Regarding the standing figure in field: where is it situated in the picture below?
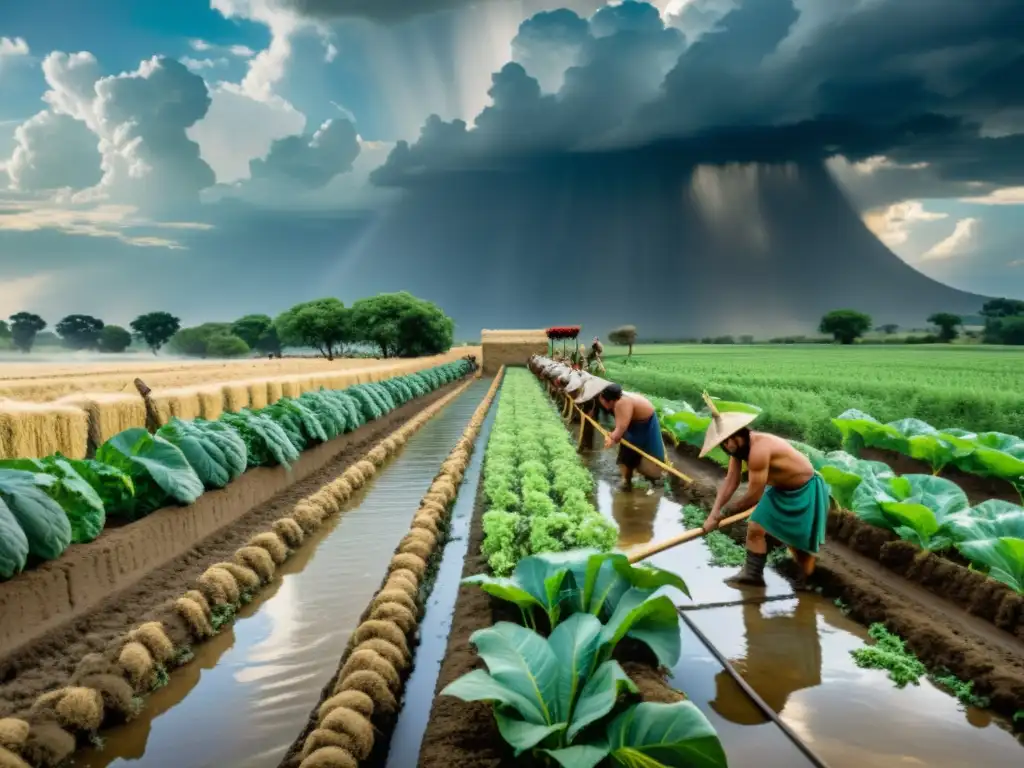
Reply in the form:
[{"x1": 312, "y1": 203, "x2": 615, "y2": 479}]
[
  {"x1": 588, "y1": 336, "x2": 606, "y2": 374},
  {"x1": 597, "y1": 383, "x2": 665, "y2": 493},
  {"x1": 699, "y1": 393, "x2": 828, "y2": 587}
]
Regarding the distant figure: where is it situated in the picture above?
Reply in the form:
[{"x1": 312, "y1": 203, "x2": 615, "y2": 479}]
[
  {"x1": 588, "y1": 336, "x2": 605, "y2": 373},
  {"x1": 699, "y1": 393, "x2": 828, "y2": 587},
  {"x1": 597, "y1": 383, "x2": 665, "y2": 493}
]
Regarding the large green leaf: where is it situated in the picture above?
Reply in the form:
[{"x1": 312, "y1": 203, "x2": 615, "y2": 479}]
[
  {"x1": 854, "y1": 474, "x2": 968, "y2": 550},
  {"x1": 957, "y1": 537, "x2": 1024, "y2": 594},
  {"x1": 832, "y1": 409, "x2": 898, "y2": 452},
  {"x1": 662, "y1": 412, "x2": 709, "y2": 449},
  {"x1": 464, "y1": 554, "x2": 575, "y2": 627},
  {"x1": 0, "y1": 497, "x2": 30, "y2": 578},
  {"x1": 68, "y1": 458, "x2": 134, "y2": 518},
  {"x1": 948, "y1": 500, "x2": 1024, "y2": 543},
  {"x1": 443, "y1": 622, "x2": 560, "y2": 726},
  {"x1": 543, "y1": 744, "x2": 609, "y2": 768},
  {"x1": 607, "y1": 701, "x2": 728, "y2": 767},
  {"x1": 157, "y1": 418, "x2": 232, "y2": 489},
  {"x1": 0, "y1": 456, "x2": 105, "y2": 543},
  {"x1": 963, "y1": 432, "x2": 1024, "y2": 484},
  {"x1": 599, "y1": 589, "x2": 682, "y2": 668},
  {"x1": 817, "y1": 451, "x2": 893, "y2": 510},
  {"x1": 889, "y1": 419, "x2": 971, "y2": 472},
  {"x1": 96, "y1": 428, "x2": 204, "y2": 517},
  {"x1": 0, "y1": 469, "x2": 71, "y2": 561}
]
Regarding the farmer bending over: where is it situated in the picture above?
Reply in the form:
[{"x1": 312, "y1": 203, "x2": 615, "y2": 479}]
[
  {"x1": 597, "y1": 383, "x2": 665, "y2": 493},
  {"x1": 700, "y1": 393, "x2": 828, "y2": 587}
]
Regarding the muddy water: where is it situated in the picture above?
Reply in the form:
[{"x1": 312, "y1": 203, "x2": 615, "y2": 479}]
[
  {"x1": 73, "y1": 380, "x2": 492, "y2": 768},
  {"x1": 385, "y1": 389, "x2": 499, "y2": 768},
  {"x1": 583, "y1": 449, "x2": 1023, "y2": 767}
]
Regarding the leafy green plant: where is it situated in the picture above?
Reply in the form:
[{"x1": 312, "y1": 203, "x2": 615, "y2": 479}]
[
  {"x1": 95, "y1": 428, "x2": 205, "y2": 519},
  {"x1": 956, "y1": 537, "x2": 1024, "y2": 593},
  {"x1": 851, "y1": 474, "x2": 969, "y2": 551},
  {"x1": 441, "y1": 617, "x2": 726, "y2": 767},
  {"x1": 157, "y1": 418, "x2": 247, "y2": 490},
  {"x1": 0, "y1": 469, "x2": 72, "y2": 561},
  {"x1": 0, "y1": 455, "x2": 106, "y2": 542}
]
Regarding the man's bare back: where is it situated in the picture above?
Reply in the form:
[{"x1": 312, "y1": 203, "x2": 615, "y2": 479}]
[
  {"x1": 745, "y1": 432, "x2": 814, "y2": 491},
  {"x1": 613, "y1": 392, "x2": 655, "y2": 425}
]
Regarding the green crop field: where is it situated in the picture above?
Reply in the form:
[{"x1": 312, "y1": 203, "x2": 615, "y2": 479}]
[{"x1": 602, "y1": 344, "x2": 1024, "y2": 448}]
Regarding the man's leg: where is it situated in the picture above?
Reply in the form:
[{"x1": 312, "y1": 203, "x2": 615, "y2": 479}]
[
  {"x1": 725, "y1": 521, "x2": 768, "y2": 587},
  {"x1": 618, "y1": 463, "x2": 633, "y2": 490},
  {"x1": 789, "y1": 547, "x2": 817, "y2": 577}
]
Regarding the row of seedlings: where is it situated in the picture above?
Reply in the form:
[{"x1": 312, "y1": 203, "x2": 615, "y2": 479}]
[
  {"x1": 0, "y1": 378, "x2": 477, "y2": 768},
  {"x1": 294, "y1": 369, "x2": 505, "y2": 768}
]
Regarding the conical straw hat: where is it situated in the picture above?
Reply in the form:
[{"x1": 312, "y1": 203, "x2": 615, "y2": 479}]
[{"x1": 699, "y1": 391, "x2": 758, "y2": 458}]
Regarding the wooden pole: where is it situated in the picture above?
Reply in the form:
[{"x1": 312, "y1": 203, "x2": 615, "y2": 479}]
[
  {"x1": 627, "y1": 510, "x2": 753, "y2": 563},
  {"x1": 133, "y1": 378, "x2": 163, "y2": 434}
]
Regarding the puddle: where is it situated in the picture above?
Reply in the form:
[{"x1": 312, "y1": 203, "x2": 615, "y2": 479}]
[
  {"x1": 73, "y1": 380, "x2": 493, "y2": 768},
  {"x1": 385, "y1": 386, "x2": 500, "y2": 768},
  {"x1": 682, "y1": 600, "x2": 1023, "y2": 767},
  {"x1": 581, "y1": 445, "x2": 1023, "y2": 767}
]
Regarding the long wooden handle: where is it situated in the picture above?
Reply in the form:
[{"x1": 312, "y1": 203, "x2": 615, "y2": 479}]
[{"x1": 626, "y1": 510, "x2": 754, "y2": 563}]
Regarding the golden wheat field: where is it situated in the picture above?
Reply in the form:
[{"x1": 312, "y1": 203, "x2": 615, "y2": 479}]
[{"x1": 0, "y1": 349, "x2": 480, "y2": 459}]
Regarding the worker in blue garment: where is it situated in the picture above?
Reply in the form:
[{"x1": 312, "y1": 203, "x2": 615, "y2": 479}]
[
  {"x1": 698, "y1": 393, "x2": 828, "y2": 587},
  {"x1": 597, "y1": 383, "x2": 666, "y2": 493}
]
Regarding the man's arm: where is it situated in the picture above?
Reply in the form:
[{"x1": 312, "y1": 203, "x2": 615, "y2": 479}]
[
  {"x1": 607, "y1": 399, "x2": 633, "y2": 443},
  {"x1": 703, "y1": 456, "x2": 742, "y2": 532},
  {"x1": 721, "y1": 444, "x2": 769, "y2": 517}
]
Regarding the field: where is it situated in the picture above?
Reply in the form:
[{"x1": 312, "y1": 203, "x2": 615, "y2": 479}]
[
  {"x1": 602, "y1": 344, "x2": 1024, "y2": 447},
  {"x1": 1, "y1": 340, "x2": 1023, "y2": 768}
]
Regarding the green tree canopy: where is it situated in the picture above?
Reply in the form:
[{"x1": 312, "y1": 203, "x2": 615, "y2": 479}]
[
  {"x1": 206, "y1": 333, "x2": 251, "y2": 358},
  {"x1": 927, "y1": 312, "x2": 962, "y2": 342},
  {"x1": 232, "y1": 314, "x2": 281, "y2": 355},
  {"x1": 56, "y1": 314, "x2": 105, "y2": 350},
  {"x1": 130, "y1": 312, "x2": 181, "y2": 355},
  {"x1": 350, "y1": 292, "x2": 454, "y2": 357},
  {"x1": 9, "y1": 312, "x2": 47, "y2": 353},
  {"x1": 275, "y1": 298, "x2": 352, "y2": 360},
  {"x1": 98, "y1": 325, "x2": 132, "y2": 353},
  {"x1": 819, "y1": 309, "x2": 872, "y2": 345},
  {"x1": 980, "y1": 298, "x2": 1024, "y2": 318},
  {"x1": 608, "y1": 325, "x2": 637, "y2": 356},
  {"x1": 170, "y1": 323, "x2": 238, "y2": 357}
]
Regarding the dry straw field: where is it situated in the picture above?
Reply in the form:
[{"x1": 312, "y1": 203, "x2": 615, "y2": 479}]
[{"x1": 0, "y1": 350, "x2": 480, "y2": 460}]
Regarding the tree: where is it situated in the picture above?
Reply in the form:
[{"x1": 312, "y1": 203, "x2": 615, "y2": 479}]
[
  {"x1": 0, "y1": 321, "x2": 9, "y2": 349},
  {"x1": 169, "y1": 323, "x2": 239, "y2": 357},
  {"x1": 980, "y1": 298, "x2": 1024, "y2": 318},
  {"x1": 206, "y1": 333, "x2": 250, "y2": 358},
  {"x1": 9, "y1": 312, "x2": 47, "y2": 353},
  {"x1": 98, "y1": 325, "x2": 132, "y2": 353},
  {"x1": 55, "y1": 314, "x2": 105, "y2": 350},
  {"x1": 927, "y1": 312, "x2": 962, "y2": 342},
  {"x1": 876, "y1": 324, "x2": 899, "y2": 335},
  {"x1": 131, "y1": 312, "x2": 181, "y2": 355},
  {"x1": 608, "y1": 325, "x2": 638, "y2": 357},
  {"x1": 232, "y1": 314, "x2": 281, "y2": 356},
  {"x1": 349, "y1": 292, "x2": 454, "y2": 358},
  {"x1": 275, "y1": 298, "x2": 352, "y2": 360},
  {"x1": 819, "y1": 309, "x2": 871, "y2": 345}
]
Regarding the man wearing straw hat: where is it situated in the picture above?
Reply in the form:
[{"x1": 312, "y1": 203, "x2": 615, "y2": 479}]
[
  {"x1": 597, "y1": 383, "x2": 666, "y2": 493},
  {"x1": 699, "y1": 392, "x2": 829, "y2": 587}
]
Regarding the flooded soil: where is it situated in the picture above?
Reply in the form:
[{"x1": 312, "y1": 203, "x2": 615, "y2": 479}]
[
  {"x1": 0, "y1": 381, "x2": 464, "y2": 719},
  {"x1": 383, "y1": 393, "x2": 499, "y2": 768},
  {"x1": 581, "y1": 445, "x2": 1024, "y2": 765},
  {"x1": 69, "y1": 380, "x2": 491, "y2": 768}
]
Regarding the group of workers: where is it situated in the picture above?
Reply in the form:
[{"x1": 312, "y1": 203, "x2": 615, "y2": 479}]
[{"x1": 532, "y1": 354, "x2": 827, "y2": 587}]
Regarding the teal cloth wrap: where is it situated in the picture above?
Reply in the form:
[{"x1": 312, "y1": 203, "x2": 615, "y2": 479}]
[{"x1": 750, "y1": 473, "x2": 829, "y2": 554}]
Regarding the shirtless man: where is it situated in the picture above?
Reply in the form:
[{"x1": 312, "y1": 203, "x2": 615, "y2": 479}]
[
  {"x1": 699, "y1": 396, "x2": 829, "y2": 587},
  {"x1": 597, "y1": 383, "x2": 666, "y2": 493}
]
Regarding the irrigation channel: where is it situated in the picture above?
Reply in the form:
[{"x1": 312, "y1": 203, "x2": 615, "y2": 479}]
[
  {"x1": 583, "y1": 444, "x2": 1023, "y2": 767},
  {"x1": 71, "y1": 378, "x2": 494, "y2": 768}
]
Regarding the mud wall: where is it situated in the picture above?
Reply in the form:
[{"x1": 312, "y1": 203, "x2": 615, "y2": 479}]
[
  {"x1": 0, "y1": 348, "x2": 480, "y2": 459},
  {"x1": 481, "y1": 330, "x2": 546, "y2": 375},
  {"x1": 0, "y1": 379, "x2": 471, "y2": 656}
]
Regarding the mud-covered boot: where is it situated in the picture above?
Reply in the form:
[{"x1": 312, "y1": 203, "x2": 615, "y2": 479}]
[{"x1": 724, "y1": 551, "x2": 767, "y2": 587}]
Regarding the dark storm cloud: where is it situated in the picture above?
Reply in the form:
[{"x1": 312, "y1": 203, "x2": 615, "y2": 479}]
[
  {"x1": 278, "y1": 0, "x2": 605, "y2": 23},
  {"x1": 249, "y1": 117, "x2": 361, "y2": 189},
  {"x1": 372, "y1": 0, "x2": 1024, "y2": 187}
]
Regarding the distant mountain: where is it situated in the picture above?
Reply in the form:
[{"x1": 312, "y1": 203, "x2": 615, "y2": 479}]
[{"x1": 347, "y1": 153, "x2": 987, "y2": 338}]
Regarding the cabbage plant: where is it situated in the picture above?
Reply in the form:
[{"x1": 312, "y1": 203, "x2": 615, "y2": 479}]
[
  {"x1": 851, "y1": 474, "x2": 969, "y2": 551},
  {"x1": 441, "y1": 617, "x2": 726, "y2": 767}
]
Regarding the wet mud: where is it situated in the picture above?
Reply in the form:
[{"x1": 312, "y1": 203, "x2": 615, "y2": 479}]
[{"x1": 0, "y1": 382, "x2": 463, "y2": 720}]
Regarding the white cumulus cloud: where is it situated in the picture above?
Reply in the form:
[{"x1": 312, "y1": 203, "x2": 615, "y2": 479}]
[{"x1": 921, "y1": 217, "x2": 979, "y2": 261}]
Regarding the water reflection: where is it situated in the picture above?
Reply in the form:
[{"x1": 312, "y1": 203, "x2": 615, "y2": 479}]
[
  {"x1": 708, "y1": 600, "x2": 822, "y2": 726},
  {"x1": 609, "y1": 486, "x2": 659, "y2": 547}
]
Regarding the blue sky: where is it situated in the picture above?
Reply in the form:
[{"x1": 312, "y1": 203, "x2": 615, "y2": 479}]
[{"x1": 0, "y1": 0, "x2": 1021, "y2": 335}]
